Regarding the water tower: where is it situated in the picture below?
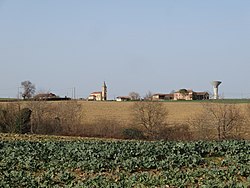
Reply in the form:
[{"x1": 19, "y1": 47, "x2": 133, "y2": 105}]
[{"x1": 211, "y1": 81, "x2": 222, "y2": 99}]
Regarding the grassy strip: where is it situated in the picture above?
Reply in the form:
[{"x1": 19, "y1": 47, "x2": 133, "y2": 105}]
[{"x1": 0, "y1": 133, "x2": 123, "y2": 142}]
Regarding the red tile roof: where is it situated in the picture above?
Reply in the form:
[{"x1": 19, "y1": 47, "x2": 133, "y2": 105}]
[{"x1": 90, "y1": 92, "x2": 102, "y2": 95}]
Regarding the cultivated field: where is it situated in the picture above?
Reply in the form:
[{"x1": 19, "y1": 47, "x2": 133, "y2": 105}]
[{"x1": 0, "y1": 134, "x2": 249, "y2": 187}]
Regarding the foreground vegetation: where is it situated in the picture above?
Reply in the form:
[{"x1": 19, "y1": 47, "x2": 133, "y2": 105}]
[{"x1": 0, "y1": 134, "x2": 249, "y2": 187}]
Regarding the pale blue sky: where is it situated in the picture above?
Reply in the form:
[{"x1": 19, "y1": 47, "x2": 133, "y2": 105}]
[{"x1": 0, "y1": 0, "x2": 250, "y2": 99}]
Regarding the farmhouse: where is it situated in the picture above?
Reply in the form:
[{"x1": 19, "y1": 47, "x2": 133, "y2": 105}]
[
  {"x1": 174, "y1": 89, "x2": 209, "y2": 100},
  {"x1": 152, "y1": 94, "x2": 174, "y2": 101},
  {"x1": 152, "y1": 90, "x2": 209, "y2": 101},
  {"x1": 88, "y1": 82, "x2": 107, "y2": 101}
]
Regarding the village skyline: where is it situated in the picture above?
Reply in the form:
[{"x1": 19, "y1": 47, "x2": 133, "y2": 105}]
[
  {"x1": 0, "y1": 79, "x2": 222, "y2": 100},
  {"x1": 0, "y1": 1, "x2": 250, "y2": 99},
  {"x1": 0, "y1": 79, "x2": 225, "y2": 101}
]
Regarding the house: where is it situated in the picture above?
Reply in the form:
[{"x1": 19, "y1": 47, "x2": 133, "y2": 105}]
[
  {"x1": 152, "y1": 93, "x2": 174, "y2": 101},
  {"x1": 174, "y1": 89, "x2": 209, "y2": 100},
  {"x1": 151, "y1": 89, "x2": 209, "y2": 101},
  {"x1": 174, "y1": 89, "x2": 194, "y2": 100},
  {"x1": 87, "y1": 82, "x2": 107, "y2": 101},
  {"x1": 116, "y1": 96, "x2": 131, "y2": 102}
]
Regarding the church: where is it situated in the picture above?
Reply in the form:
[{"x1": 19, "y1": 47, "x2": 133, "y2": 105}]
[{"x1": 87, "y1": 82, "x2": 107, "y2": 101}]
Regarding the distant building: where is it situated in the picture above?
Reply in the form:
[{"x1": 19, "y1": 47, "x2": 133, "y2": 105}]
[
  {"x1": 33, "y1": 93, "x2": 71, "y2": 101},
  {"x1": 116, "y1": 96, "x2": 131, "y2": 102},
  {"x1": 152, "y1": 94, "x2": 174, "y2": 101},
  {"x1": 88, "y1": 82, "x2": 107, "y2": 101},
  {"x1": 102, "y1": 81, "x2": 107, "y2": 101},
  {"x1": 88, "y1": 92, "x2": 102, "y2": 101},
  {"x1": 151, "y1": 89, "x2": 209, "y2": 101},
  {"x1": 33, "y1": 93, "x2": 58, "y2": 100},
  {"x1": 174, "y1": 89, "x2": 209, "y2": 100},
  {"x1": 194, "y1": 92, "x2": 210, "y2": 100}
]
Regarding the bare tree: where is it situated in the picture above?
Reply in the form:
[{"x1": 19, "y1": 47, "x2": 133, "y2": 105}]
[
  {"x1": 54, "y1": 101, "x2": 83, "y2": 134},
  {"x1": 144, "y1": 91, "x2": 153, "y2": 101},
  {"x1": 0, "y1": 102, "x2": 32, "y2": 134},
  {"x1": 199, "y1": 103, "x2": 244, "y2": 140},
  {"x1": 21, "y1": 80, "x2": 36, "y2": 99},
  {"x1": 0, "y1": 103, "x2": 20, "y2": 133},
  {"x1": 27, "y1": 100, "x2": 83, "y2": 135},
  {"x1": 132, "y1": 101, "x2": 168, "y2": 139},
  {"x1": 242, "y1": 104, "x2": 250, "y2": 139},
  {"x1": 187, "y1": 110, "x2": 215, "y2": 140},
  {"x1": 129, "y1": 92, "x2": 140, "y2": 101}
]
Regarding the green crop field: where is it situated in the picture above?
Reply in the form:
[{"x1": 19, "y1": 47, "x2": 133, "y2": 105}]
[{"x1": 0, "y1": 134, "x2": 249, "y2": 187}]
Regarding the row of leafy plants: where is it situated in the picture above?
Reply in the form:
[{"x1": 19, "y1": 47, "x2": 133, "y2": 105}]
[{"x1": 0, "y1": 138, "x2": 249, "y2": 187}]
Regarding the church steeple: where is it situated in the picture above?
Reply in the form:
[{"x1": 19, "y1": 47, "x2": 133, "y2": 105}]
[{"x1": 102, "y1": 81, "x2": 107, "y2": 101}]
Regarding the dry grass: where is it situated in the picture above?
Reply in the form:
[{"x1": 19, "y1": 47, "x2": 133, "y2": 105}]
[
  {"x1": 1, "y1": 101, "x2": 250, "y2": 140},
  {"x1": 80, "y1": 101, "x2": 203, "y2": 125},
  {"x1": 78, "y1": 101, "x2": 250, "y2": 139},
  {"x1": 0, "y1": 101, "x2": 214, "y2": 125}
]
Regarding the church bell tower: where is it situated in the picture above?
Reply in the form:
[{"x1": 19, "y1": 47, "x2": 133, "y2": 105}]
[{"x1": 102, "y1": 81, "x2": 107, "y2": 101}]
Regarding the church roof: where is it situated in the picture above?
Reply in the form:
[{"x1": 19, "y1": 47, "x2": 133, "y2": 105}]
[{"x1": 90, "y1": 91, "x2": 102, "y2": 95}]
